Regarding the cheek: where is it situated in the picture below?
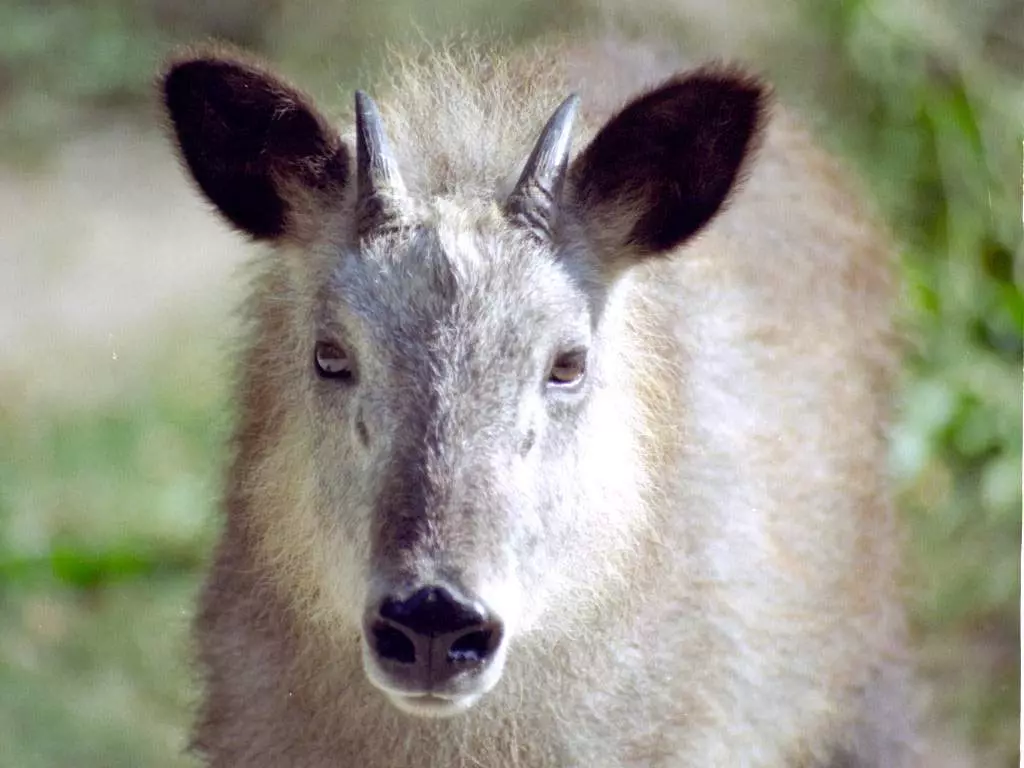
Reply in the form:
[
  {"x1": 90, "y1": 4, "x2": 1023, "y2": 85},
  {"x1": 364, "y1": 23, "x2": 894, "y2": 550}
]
[
  {"x1": 514, "y1": 416, "x2": 618, "y2": 605},
  {"x1": 501, "y1": 448, "x2": 580, "y2": 622},
  {"x1": 308, "y1": 406, "x2": 379, "y2": 622}
]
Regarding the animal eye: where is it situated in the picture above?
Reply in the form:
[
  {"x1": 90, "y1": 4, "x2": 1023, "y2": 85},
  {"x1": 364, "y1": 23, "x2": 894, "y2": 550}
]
[
  {"x1": 548, "y1": 350, "x2": 587, "y2": 388},
  {"x1": 314, "y1": 341, "x2": 353, "y2": 380}
]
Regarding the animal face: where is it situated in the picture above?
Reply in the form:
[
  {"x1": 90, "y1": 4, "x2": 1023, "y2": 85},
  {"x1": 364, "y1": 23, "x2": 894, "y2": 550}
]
[
  {"x1": 309, "y1": 215, "x2": 607, "y2": 715},
  {"x1": 161, "y1": 48, "x2": 765, "y2": 716}
]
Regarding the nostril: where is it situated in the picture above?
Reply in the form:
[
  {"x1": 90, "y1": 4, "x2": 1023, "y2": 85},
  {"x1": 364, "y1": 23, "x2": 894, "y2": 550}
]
[
  {"x1": 373, "y1": 623, "x2": 416, "y2": 664},
  {"x1": 448, "y1": 629, "x2": 494, "y2": 664}
]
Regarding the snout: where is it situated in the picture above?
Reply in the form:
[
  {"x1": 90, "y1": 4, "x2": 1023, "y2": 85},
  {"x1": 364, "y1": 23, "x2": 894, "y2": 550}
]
[{"x1": 363, "y1": 584, "x2": 507, "y2": 716}]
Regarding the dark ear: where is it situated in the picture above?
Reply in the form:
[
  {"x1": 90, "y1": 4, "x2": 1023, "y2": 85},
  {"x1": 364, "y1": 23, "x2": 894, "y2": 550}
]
[
  {"x1": 161, "y1": 51, "x2": 349, "y2": 241},
  {"x1": 568, "y1": 69, "x2": 768, "y2": 258}
]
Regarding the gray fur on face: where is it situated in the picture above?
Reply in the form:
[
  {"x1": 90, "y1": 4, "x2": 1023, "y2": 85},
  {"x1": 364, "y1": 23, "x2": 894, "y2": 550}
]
[{"x1": 308, "y1": 203, "x2": 601, "y2": 631}]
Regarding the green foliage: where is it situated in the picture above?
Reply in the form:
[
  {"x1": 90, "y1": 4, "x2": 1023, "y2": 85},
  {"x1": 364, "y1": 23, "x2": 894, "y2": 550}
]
[
  {"x1": 0, "y1": 326, "x2": 228, "y2": 764},
  {"x1": 0, "y1": 583, "x2": 200, "y2": 767},
  {"x1": 0, "y1": 1, "x2": 159, "y2": 161},
  {"x1": 0, "y1": 346, "x2": 226, "y2": 583}
]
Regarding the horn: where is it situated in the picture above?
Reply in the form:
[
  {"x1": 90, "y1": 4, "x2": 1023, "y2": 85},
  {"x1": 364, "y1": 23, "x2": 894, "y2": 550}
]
[
  {"x1": 505, "y1": 93, "x2": 580, "y2": 240},
  {"x1": 355, "y1": 90, "x2": 408, "y2": 234}
]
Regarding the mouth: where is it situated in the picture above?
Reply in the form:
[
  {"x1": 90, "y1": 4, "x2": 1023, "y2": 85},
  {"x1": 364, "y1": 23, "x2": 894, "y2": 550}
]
[
  {"x1": 385, "y1": 691, "x2": 484, "y2": 718},
  {"x1": 363, "y1": 651, "x2": 505, "y2": 718},
  {"x1": 365, "y1": 659, "x2": 503, "y2": 718}
]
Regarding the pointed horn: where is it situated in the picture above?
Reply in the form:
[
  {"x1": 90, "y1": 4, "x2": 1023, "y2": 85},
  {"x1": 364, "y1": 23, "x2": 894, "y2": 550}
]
[
  {"x1": 505, "y1": 93, "x2": 580, "y2": 240},
  {"x1": 355, "y1": 90, "x2": 407, "y2": 234}
]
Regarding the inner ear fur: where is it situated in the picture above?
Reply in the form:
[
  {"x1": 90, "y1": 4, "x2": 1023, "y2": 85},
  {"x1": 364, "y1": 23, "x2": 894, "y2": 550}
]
[
  {"x1": 568, "y1": 67, "x2": 770, "y2": 259},
  {"x1": 161, "y1": 47, "x2": 349, "y2": 241}
]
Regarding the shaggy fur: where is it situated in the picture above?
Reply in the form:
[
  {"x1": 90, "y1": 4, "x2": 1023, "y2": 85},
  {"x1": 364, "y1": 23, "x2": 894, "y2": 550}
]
[{"x1": 162, "y1": 33, "x2": 920, "y2": 768}]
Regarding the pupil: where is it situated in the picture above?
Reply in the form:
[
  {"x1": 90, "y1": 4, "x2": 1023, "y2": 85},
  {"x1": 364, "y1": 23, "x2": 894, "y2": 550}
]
[
  {"x1": 317, "y1": 344, "x2": 349, "y2": 376},
  {"x1": 552, "y1": 353, "x2": 584, "y2": 384}
]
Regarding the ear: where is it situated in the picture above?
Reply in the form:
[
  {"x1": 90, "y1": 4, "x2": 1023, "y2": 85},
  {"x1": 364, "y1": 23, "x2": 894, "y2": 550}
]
[
  {"x1": 161, "y1": 51, "x2": 349, "y2": 241},
  {"x1": 568, "y1": 68, "x2": 768, "y2": 258}
]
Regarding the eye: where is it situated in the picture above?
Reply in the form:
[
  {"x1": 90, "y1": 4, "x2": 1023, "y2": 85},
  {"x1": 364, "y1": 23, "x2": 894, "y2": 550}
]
[
  {"x1": 314, "y1": 341, "x2": 353, "y2": 380},
  {"x1": 547, "y1": 349, "x2": 587, "y2": 388}
]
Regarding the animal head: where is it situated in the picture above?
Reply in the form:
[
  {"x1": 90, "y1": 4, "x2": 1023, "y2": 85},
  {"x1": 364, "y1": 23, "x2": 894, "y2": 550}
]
[{"x1": 162, "y1": 48, "x2": 767, "y2": 718}]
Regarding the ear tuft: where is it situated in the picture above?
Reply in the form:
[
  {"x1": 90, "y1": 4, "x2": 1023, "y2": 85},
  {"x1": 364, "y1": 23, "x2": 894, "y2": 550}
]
[
  {"x1": 161, "y1": 51, "x2": 349, "y2": 240},
  {"x1": 569, "y1": 68, "x2": 769, "y2": 257}
]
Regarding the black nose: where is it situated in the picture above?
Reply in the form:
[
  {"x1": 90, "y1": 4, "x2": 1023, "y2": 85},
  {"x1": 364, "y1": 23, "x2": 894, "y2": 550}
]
[{"x1": 369, "y1": 586, "x2": 502, "y2": 687}]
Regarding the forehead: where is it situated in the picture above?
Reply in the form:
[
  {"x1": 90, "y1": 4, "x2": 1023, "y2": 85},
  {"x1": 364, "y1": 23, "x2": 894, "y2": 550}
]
[{"x1": 327, "y1": 203, "x2": 585, "y2": 349}]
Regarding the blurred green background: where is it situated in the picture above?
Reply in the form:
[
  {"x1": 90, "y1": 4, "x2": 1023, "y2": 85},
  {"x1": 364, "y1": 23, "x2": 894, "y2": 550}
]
[{"x1": 0, "y1": 0, "x2": 1019, "y2": 765}]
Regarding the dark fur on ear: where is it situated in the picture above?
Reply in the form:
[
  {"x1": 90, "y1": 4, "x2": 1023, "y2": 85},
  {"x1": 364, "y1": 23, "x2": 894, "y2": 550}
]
[
  {"x1": 569, "y1": 67, "x2": 769, "y2": 257},
  {"x1": 161, "y1": 46, "x2": 349, "y2": 241}
]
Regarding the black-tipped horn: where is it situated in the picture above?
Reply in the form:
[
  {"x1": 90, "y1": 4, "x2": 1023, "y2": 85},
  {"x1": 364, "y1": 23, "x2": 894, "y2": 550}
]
[
  {"x1": 505, "y1": 94, "x2": 580, "y2": 240},
  {"x1": 355, "y1": 90, "x2": 407, "y2": 234}
]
